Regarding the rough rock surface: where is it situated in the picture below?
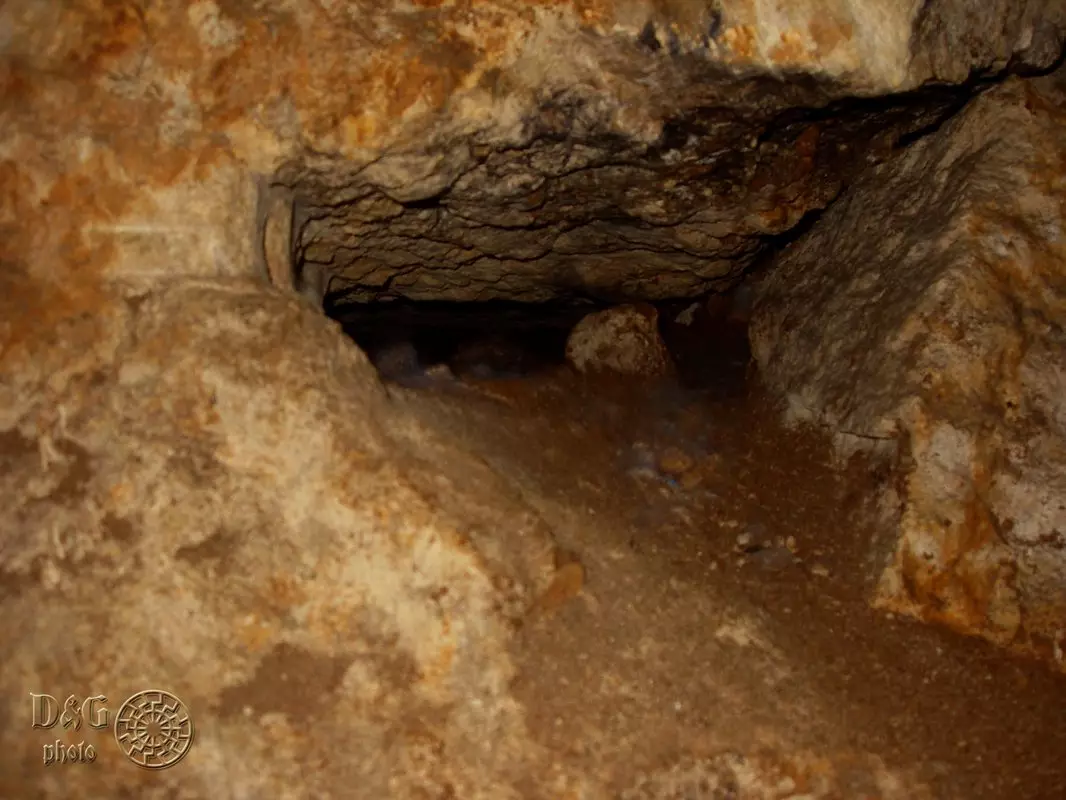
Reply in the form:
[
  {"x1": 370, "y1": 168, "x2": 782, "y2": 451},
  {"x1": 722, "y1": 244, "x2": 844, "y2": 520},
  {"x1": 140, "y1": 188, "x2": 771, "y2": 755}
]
[
  {"x1": 0, "y1": 281, "x2": 953, "y2": 798},
  {"x1": 566, "y1": 304, "x2": 674, "y2": 377},
  {"x1": 2, "y1": 0, "x2": 1066, "y2": 794},
  {"x1": 0, "y1": 282, "x2": 561, "y2": 796},
  {"x1": 750, "y1": 72, "x2": 1066, "y2": 657},
  {"x1": 2, "y1": 0, "x2": 1064, "y2": 308}
]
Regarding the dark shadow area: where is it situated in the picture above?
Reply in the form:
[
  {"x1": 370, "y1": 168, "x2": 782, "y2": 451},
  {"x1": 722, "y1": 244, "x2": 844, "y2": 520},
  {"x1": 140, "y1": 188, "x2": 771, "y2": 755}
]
[
  {"x1": 326, "y1": 298, "x2": 597, "y2": 382},
  {"x1": 658, "y1": 284, "x2": 754, "y2": 397},
  {"x1": 326, "y1": 283, "x2": 760, "y2": 399}
]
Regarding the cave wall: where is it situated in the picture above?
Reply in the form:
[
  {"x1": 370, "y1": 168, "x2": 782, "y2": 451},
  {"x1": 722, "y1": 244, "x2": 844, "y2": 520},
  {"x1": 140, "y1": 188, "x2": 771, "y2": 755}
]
[
  {"x1": 2, "y1": 0, "x2": 1065, "y2": 316},
  {"x1": 751, "y1": 69, "x2": 1066, "y2": 657},
  {"x1": 1, "y1": 1, "x2": 1066, "y2": 795}
]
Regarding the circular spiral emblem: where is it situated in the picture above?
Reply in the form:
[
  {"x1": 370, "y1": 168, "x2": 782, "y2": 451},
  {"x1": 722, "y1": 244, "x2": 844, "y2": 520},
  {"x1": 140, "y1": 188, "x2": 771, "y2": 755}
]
[{"x1": 113, "y1": 690, "x2": 194, "y2": 769}]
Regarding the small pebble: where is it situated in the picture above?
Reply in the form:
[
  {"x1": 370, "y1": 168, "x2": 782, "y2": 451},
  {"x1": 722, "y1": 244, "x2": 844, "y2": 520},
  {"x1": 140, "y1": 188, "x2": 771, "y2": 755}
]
[
  {"x1": 658, "y1": 447, "x2": 694, "y2": 477},
  {"x1": 810, "y1": 563, "x2": 830, "y2": 578},
  {"x1": 423, "y1": 363, "x2": 455, "y2": 381},
  {"x1": 736, "y1": 532, "x2": 753, "y2": 548}
]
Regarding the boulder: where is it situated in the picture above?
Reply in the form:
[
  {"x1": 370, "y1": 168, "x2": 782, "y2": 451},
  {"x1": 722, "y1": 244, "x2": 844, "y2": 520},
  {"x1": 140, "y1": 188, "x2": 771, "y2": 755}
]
[
  {"x1": 750, "y1": 71, "x2": 1066, "y2": 656},
  {"x1": 0, "y1": 283, "x2": 559, "y2": 796},
  {"x1": 566, "y1": 304, "x2": 674, "y2": 377}
]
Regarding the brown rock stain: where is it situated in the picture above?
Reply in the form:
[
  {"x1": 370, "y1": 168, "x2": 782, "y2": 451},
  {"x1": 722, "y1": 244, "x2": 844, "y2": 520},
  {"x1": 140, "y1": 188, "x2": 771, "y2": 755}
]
[
  {"x1": 527, "y1": 558, "x2": 585, "y2": 620},
  {"x1": 808, "y1": 17, "x2": 853, "y2": 56}
]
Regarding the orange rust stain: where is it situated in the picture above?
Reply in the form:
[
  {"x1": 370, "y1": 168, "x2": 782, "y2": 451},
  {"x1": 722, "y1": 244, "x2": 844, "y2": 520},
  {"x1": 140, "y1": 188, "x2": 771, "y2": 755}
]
[
  {"x1": 45, "y1": 166, "x2": 135, "y2": 224},
  {"x1": 237, "y1": 617, "x2": 276, "y2": 653},
  {"x1": 420, "y1": 641, "x2": 457, "y2": 685},
  {"x1": 266, "y1": 573, "x2": 309, "y2": 610},
  {"x1": 722, "y1": 25, "x2": 758, "y2": 60},
  {"x1": 769, "y1": 29, "x2": 808, "y2": 64},
  {"x1": 808, "y1": 17, "x2": 853, "y2": 56},
  {"x1": 894, "y1": 482, "x2": 1013, "y2": 640},
  {"x1": 52, "y1": 2, "x2": 148, "y2": 77},
  {"x1": 383, "y1": 56, "x2": 445, "y2": 119}
]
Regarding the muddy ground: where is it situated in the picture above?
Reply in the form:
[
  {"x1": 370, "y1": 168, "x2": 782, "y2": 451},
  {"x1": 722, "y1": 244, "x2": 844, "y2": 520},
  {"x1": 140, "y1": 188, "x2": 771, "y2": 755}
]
[{"x1": 369, "y1": 304, "x2": 1066, "y2": 799}]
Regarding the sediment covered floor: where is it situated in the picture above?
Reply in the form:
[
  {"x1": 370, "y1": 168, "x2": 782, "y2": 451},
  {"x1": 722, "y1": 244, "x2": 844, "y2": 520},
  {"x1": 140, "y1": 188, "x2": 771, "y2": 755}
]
[{"x1": 384, "y1": 360, "x2": 1066, "y2": 799}]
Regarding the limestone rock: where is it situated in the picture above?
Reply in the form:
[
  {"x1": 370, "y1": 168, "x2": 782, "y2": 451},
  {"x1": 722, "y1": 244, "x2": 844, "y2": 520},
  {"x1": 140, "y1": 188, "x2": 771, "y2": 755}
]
[
  {"x1": 750, "y1": 72, "x2": 1066, "y2": 655},
  {"x1": 0, "y1": 282, "x2": 560, "y2": 796},
  {"x1": 2, "y1": 1, "x2": 1062, "y2": 308},
  {"x1": 566, "y1": 304, "x2": 674, "y2": 377},
  {"x1": 1, "y1": 0, "x2": 1065, "y2": 791}
]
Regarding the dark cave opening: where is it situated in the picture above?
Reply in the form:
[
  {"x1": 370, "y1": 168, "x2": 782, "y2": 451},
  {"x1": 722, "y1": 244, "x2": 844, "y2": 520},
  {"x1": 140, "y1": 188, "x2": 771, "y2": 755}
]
[
  {"x1": 324, "y1": 280, "x2": 756, "y2": 394},
  {"x1": 300, "y1": 77, "x2": 996, "y2": 399},
  {"x1": 326, "y1": 297, "x2": 594, "y2": 383}
]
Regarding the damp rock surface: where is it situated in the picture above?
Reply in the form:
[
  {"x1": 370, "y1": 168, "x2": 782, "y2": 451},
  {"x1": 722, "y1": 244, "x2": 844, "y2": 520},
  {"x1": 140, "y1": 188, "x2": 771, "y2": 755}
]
[
  {"x1": 387, "y1": 365, "x2": 1066, "y2": 800},
  {"x1": 751, "y1": 71, "x2": 1066, "y2": 654}
]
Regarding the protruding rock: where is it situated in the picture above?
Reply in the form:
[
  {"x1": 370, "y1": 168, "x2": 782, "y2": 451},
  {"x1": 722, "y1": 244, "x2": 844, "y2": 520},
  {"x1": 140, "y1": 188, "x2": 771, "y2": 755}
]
[
  {"x1": 0, "y1": 285, "x2": 558, "y2": 796},
  {"x1": 750, "y1": 73, "x2": 1066, "y2": 655},
  {"x1": 565, "y1": 305, "x2": 674, "y2": 378}
]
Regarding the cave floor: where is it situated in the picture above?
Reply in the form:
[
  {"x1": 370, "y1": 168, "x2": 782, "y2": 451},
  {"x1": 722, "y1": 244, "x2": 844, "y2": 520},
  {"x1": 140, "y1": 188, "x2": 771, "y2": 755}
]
[{"x1": 384, "y1": 365, "x2": 1066, "y2": 799}]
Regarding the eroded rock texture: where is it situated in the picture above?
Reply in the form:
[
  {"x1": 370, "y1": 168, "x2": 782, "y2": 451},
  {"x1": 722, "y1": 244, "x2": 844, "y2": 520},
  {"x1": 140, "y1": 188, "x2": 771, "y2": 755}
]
[
  {"x1": 2, "y1": 0, "x2": 1066, "y2": 795},
  {"x1": 566, "y1": 304, "x2": 674, "y2": 376},
  {"x1": 2, "y1": 0, "x2": 1064, "y2": 309},
  {"x1": 0, "y1": 284, "x2": 562, "y2": 795},
  {"x1": 751, "y1": 71, "x2": 1066, "y2": 657}
]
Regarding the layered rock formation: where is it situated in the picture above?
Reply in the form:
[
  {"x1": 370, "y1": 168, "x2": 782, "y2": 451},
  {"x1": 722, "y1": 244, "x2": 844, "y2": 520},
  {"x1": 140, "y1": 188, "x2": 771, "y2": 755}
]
[{"x1": 3, "y1": 0, "x2": 1064, "y2": 311}]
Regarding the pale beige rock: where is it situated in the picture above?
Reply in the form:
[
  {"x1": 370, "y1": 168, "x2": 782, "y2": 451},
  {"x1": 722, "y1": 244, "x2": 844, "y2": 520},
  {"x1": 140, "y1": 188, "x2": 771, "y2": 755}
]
[
  {"x1": 0, "y1": 282, "x2": 558, "y2": 796},
  {"x1": 750, "y1": 72, "x2": 1066, "y2": 654},
  {"x1": 566, "y1": 304, "x2": 674, "y2": 377}
]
